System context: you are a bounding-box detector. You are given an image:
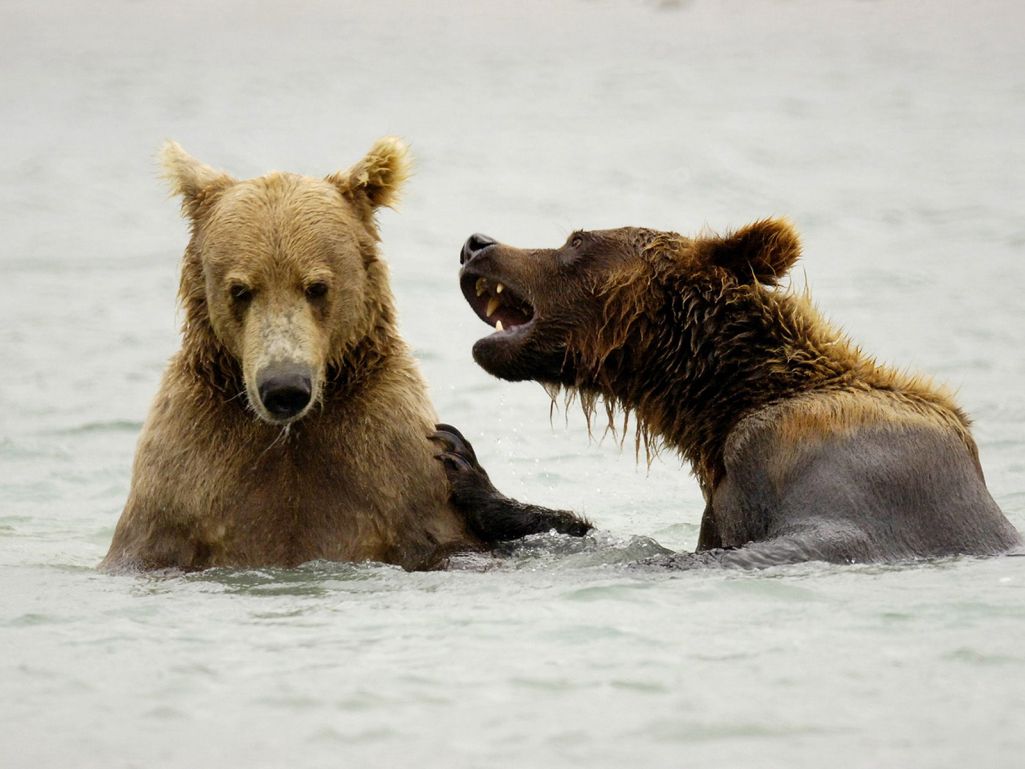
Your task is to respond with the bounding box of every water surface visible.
[2,1,1025,767]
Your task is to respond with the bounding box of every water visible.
[2,1,1025,766]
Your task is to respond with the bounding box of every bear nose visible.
[257,365,313,420]
[461,233,497,265]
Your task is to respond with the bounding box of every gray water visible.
[3,1,1025,767]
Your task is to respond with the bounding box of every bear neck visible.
[584,276,871,490]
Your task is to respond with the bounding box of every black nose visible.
[257,365,313,420]
[461,233,497,265]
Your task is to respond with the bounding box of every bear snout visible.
[256,364,314,421]
[461,233,497,265]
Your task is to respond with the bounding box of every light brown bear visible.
[436,222,1023,566]
[102,139,503,571]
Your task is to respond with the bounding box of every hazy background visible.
[2,1,1024,768]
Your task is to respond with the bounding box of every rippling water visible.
[3,1,1025,767]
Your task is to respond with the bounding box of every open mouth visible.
[459,271,536,336]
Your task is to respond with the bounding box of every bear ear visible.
[699,218,801,285]
[326,137,412,210]
[159,141,235,219]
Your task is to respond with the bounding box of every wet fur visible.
[453,220,1022,564]
[102,140,481,572]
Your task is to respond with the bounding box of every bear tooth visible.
[495,320,504,331]
[486,297,500,317]
[475,277,487,297]
[496,283,504,294]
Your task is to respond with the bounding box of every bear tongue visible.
[472,276,533,330]
[490,304,531,331]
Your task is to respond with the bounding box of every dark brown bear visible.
[435,221,1022,566]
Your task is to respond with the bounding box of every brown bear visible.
[101,139,535,572]
[434,221,1023,566]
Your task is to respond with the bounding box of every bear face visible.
[162,138,410,424]
[192,177,373,424]
[458,220,802,388]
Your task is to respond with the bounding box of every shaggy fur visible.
[446,220,1022,565]
[102,139,481,572]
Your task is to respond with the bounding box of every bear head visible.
[162,137,411,425]
[457,219,801,386]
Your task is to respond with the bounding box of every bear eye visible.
[229,283,253,303]
[305,281,329,301]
